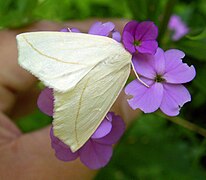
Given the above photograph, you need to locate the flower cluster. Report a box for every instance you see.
[38,88,125,169]
[125,48,195,116]
[50,112,125,169]
[122,20,195,116]
[122,20,158,55]
[37,19,195,169]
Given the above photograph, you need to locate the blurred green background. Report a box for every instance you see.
[1,0,206,179]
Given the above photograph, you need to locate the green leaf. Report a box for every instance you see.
[186,28,206,40]
[0,0,38,29]
[176,39,206,61]
[17,109,52,133]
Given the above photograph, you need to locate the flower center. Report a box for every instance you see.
[133,40,141,46]
[155,74,165,83]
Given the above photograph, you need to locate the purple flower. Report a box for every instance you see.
[61,21,121,42]
[168,15,189,41]
[36,20,195,169]
[38,88,125,169]
[88,21,121,42]
[88,21,115,36]
[122,21,158,55]
[50,112,125,169]
[125,48,196,116]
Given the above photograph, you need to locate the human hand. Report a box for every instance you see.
[0,19,139,180]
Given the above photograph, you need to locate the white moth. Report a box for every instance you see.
[16,32,132,152]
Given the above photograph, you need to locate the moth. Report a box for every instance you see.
[16,32,132,152]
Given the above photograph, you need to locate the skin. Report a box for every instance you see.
[0,19,139,180]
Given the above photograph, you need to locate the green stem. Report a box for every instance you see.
[158,0,178,44]
[157,112,206,137]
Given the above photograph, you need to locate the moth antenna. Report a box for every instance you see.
[131,62,149,88]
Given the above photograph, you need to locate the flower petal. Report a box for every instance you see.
[122,31,136,53]
[125,77,153,96]
[135,21,158,41]
[164,49,185,71]
[123,20,138,36]
[79,140,113,169]
[136,40,158,55]
[122,21,138,53]
[70,28,81,33]
[60,28,69,32]
[125,78,163,113]
[164,64,196,84]
[132,48,165,79]
[88,22,115,36]
[153,47,165,74]
[91,118,112,139]
[50,127,78,161]
[112,31,121,42]
[168,15,181,29]
[164,49,196,83]
[95,113,125,145]
[160,84,191,116]
[37,88,54,116]
[132,53,155,79]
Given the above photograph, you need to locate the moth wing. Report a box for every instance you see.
[16,32,125,92]
[53,48,131,152]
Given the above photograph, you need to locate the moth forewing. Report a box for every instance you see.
[16,31,132,152]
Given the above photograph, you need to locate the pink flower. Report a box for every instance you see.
[125,48,196,116]
[122,21,158,55]
[61,21,121,42]
[36,20,195,170]
[38,89,125,169]
[168,15,189,41]
[50,112,125,169]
